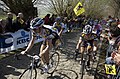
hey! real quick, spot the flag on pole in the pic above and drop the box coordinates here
[73,2,85,16]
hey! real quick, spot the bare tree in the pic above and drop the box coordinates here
[0,0,42,20]
[109,0,120,17]
[40,0,80,17]
[40,0,110,18]
[84,0,109,18]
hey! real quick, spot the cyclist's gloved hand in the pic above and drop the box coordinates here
[21,51,27,55]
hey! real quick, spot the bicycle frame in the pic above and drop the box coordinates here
[30,58,35,79]
[19,54,39,79]
[80,46,91,79]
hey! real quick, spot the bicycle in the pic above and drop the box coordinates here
[16,48,60,79]
[80,43,95,79]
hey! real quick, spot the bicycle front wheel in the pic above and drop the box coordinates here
[80,59,86,79]
[19,67,37,79]
[48,52,60,74]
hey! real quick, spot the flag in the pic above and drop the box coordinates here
[73,2,85,16]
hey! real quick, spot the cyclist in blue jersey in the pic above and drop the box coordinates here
[52,17,65,37]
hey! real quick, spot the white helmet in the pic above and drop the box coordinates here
[82,25,92,34]
[30,17,44,29]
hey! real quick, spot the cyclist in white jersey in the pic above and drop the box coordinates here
[21,17,60,73]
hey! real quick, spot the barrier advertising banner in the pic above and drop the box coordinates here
[0,29,44,53]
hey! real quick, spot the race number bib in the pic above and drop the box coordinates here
[105,64,116,75]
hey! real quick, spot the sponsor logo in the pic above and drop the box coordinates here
[17,31,30,45]
[0,34,13,48]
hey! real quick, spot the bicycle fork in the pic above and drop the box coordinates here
[80,53,86,79]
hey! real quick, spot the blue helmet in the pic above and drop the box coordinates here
[30,17,44,29]
[55,17,61,22]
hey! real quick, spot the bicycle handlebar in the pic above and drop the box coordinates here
[14,52,40,60]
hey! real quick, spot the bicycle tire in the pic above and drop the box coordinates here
[48,51,60,74]
[80,59,86,79]
[19,67,37,79]
[95,72,108,79]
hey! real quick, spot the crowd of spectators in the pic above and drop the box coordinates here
[0,12,32,34]
[0,12,120,36]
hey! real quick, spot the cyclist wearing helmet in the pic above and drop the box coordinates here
[21,17,60,73]
[75,24,97,68]
[52,17,65,36]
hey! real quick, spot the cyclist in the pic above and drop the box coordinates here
[52,17,65,37]
[21,17,60,73]
[92,21,102,39]
[92,21,103,58]
[75,24,97,68]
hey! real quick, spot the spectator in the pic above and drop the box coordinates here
[111,39,120,65]
[105,22,120,65]
[63,17,68,32]
[118,24,120,28]
[26,16,33,28]
[67,16,75,32]
[18,13,24,19]
[74,16,81,28]
[12,16,21,32]
[110,22,120,37]
[5,12,13,32]
[18,13,27,29]
[12,13,26,32]
[105,45,120,65]
[0,19,7,34]
[43,14,51,25]
[106,15,113,27]
[50,14,56,25]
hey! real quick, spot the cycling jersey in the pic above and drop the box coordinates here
[80,33,97,41]
[80,33,97,47]
[93,24,102,33]
[53,22,64,33]
[32,26,60,47]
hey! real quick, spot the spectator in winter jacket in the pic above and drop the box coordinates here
[5,12,13,32]
[0,19,7,34]
[43,14,51,25]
